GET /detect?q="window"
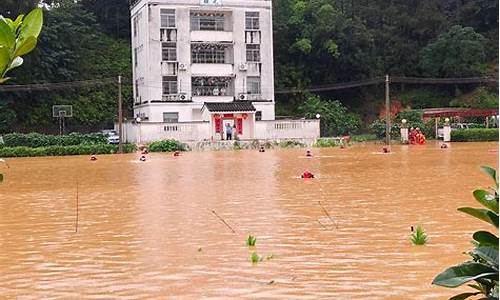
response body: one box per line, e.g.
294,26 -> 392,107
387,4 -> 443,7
163,112 -> 179,123
191,44 -> 226,63
161,9 -> 176,28
246,44 -> 260,62
162,76 -> 178,95
134,47 -> 138,66
191,12 -> 225,31
247,77 -> 261,94
245,12 -> 259,30
162,43 -> 177,61
133,16 -> 138,37
255,111 -> 262,121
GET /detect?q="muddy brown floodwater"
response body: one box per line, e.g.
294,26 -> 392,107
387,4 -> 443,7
0,141 -> 498,299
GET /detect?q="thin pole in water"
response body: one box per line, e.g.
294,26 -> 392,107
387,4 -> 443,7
75,180 -> 79,233
385,74 -> 391,145
118,75 -> 123,154
211,210 -> 236,233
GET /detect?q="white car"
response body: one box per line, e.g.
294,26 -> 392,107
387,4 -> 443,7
101,130 -> 120,144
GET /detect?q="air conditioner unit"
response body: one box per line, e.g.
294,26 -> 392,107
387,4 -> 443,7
179,93 -> 188,100
238,93 -> 247,100
238,63 -> 248,71
178,63 -> 187,71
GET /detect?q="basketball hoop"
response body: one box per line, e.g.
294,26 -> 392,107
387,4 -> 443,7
52,105 -> 73,135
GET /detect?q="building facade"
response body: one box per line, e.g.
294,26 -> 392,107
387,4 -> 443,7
130,0 -> 275,140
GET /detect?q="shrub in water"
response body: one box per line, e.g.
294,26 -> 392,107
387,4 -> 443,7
148,139 -> 187,152
1,132 -> 108,148
451,128 -> 499,142
246,235 -> 257,247
0,144 -> 136,157
410,225 -> 428,245
250,252 -> 262,263
314,138 -> 342,147
433,166 -> 499,299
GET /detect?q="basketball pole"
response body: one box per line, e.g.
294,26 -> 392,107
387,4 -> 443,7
385,74 -> 391,145
118,75 -> 123,154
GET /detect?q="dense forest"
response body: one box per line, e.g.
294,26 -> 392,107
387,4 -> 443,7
0,0 -> 498,133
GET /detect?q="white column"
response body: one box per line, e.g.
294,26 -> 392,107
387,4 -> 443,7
443,125 -> 451,142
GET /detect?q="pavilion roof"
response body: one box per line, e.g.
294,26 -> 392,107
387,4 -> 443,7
203,102 -> 256,113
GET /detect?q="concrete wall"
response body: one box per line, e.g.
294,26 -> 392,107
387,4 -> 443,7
119,119 -> 320,143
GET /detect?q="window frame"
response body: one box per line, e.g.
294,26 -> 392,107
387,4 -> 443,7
162,42 -> 177,61
163,112 -> 179,123
160,9 -> 176,28
245,12 -> 260,30
247,76 -> 261,95
162,76 -> 178,95
246,44 -> 260,62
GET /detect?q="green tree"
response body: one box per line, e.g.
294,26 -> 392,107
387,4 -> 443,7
420,25 -> 487,77
298,94 -> 360,136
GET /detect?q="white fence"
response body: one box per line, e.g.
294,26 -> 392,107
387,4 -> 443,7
255,119 -> 320,140
119,119 -> 320,143
120,121 -> 211,143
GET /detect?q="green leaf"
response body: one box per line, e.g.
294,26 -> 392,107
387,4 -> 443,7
14,36 -> 37,57
480,166 -> 497,184
458,207 -> 499,228
19,8 -> 43,40
449,292 -> 481,300
472,246 -> 499,267
432,262 -> 498,287
473,190 -> 499,213
0,47 -> 11,77
7,56 -> 22,72
0,18 -> 15,50
12,15 -> 24,32
473,231 -> 499,248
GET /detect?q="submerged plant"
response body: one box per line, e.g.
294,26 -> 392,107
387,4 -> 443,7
250,252 -> 262,263
410,225 -> 428,245
433,166 -> 499,300
246,235 -> 257,247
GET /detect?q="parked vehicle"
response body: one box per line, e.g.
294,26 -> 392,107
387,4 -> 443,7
101,130 -> 120,144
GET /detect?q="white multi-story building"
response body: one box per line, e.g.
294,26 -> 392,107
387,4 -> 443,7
130,0 -> 276,140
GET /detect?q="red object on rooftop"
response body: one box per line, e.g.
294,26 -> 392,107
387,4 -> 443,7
422,108 -> 498,118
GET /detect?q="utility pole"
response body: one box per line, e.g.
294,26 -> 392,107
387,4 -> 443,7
118,75 -> 123,154
385,74 -> 391,145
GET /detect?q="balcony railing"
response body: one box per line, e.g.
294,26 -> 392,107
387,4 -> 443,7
192,85 -> 233,97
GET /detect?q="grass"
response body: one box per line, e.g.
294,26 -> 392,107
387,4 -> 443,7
246,235 -> 257,247
250,252 -> 262,263
410,225 -> 428,245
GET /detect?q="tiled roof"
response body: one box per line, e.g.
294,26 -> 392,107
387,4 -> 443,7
203,102 -> 256,112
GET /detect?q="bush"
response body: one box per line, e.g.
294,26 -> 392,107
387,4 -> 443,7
314,138 -> 343,147
0,144 -> 136,157
278,140 -> 306,148
148,139 -> 187,152
369,110 -> 435,139
451,128 -> 499,142
298,94 -> 360,136
1,132 -> 108,148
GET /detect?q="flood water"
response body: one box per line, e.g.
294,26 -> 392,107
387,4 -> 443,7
0,141 -> 498,299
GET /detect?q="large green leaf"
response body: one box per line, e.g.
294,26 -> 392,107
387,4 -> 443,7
473,190 -> 499,213
432,262 -> 498,288
458,207 -> 499,228
14,36 -> 37,57
473,231 -> 499,248
0,47 -> 11,77
480,166 -> 497,184
0,19 -> 15,50
449,292 -> 481,300
472,246 -> 499,268
19,8 -> 43,40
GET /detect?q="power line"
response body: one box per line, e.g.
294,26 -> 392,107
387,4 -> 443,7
0,78 -> 117,92
0,76 -> 496,93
